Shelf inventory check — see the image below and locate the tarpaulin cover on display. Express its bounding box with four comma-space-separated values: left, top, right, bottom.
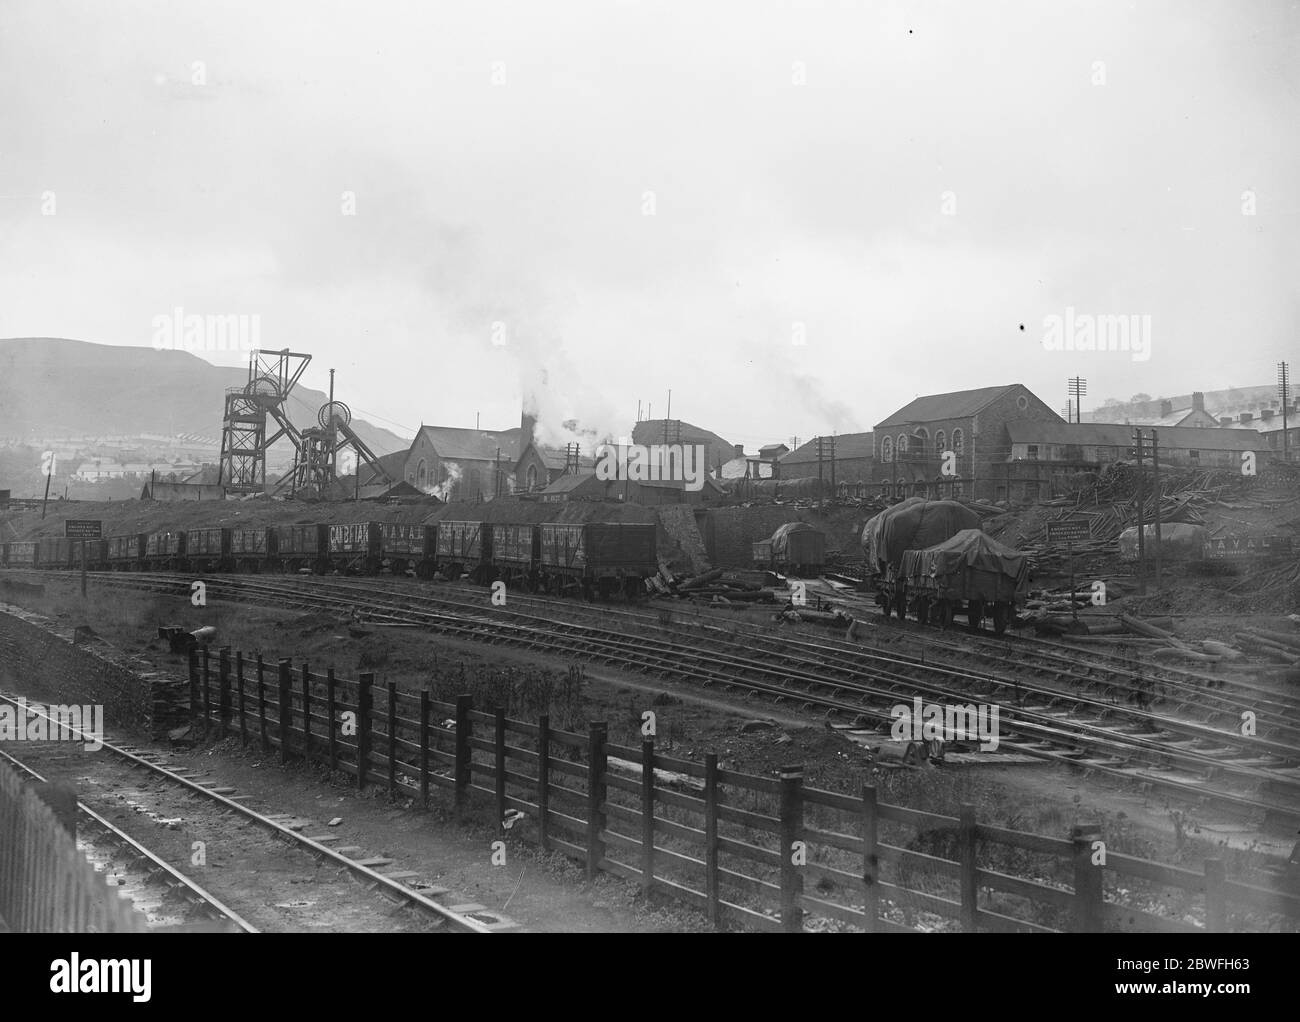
901, 529, 1030, 587
861, 498, 981, 573
1117, 523, 1206, 562
770, 522, 824, 562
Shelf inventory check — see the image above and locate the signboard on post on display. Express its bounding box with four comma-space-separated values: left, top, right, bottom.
1045, 519, 1091, 544
65, 519, 103, 540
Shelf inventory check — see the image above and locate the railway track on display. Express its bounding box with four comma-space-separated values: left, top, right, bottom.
0, 690, 503, 933
25, 569, 1300, 830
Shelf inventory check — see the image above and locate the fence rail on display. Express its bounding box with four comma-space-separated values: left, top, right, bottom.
0, 760, 148, 932
190, 645, 1300, 933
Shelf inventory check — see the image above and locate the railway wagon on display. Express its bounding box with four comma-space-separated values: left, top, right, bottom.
144, 530, 186, 570
862, 498, 981, 620
764, 522, 825, 576
899, 529, 1029, 636
230, 527, 271, 571
271, 524, 329, 573
537, 522, 656, 598
434, 520, 492, 582
489, 523, 539, 587
105, 534, 145, 570
36, 538, 75, 570
327, 522, 381, 574
2, 542, 37, 568
186, 528, 231, 572
376, 522, 432, 577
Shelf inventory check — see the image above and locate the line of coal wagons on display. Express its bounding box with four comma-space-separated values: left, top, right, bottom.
1, 520, 658, 598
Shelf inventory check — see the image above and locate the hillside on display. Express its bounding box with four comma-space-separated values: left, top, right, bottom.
1087, 384, 1278, 423
0, 338, 408, 455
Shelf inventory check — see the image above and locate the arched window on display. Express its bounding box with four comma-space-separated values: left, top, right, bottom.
526, 464, 538, 490
896, 478, 906, 497
896, 434, 908, 455
417, 459, 427, 488
881, 436, 894, 462
935, 430, 946, 455
951, 429, 964, 455
913, 427, 929, 448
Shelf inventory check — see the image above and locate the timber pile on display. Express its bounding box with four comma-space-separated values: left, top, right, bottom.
1040, 611, 1300, 679
649, 563, 781, 604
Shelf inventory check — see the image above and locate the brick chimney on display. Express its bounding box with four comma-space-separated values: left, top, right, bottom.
1261, 408, 1274, 421
1239, 412, 1253, 424
1191, 391, 1205, 412
1219, 416, 1232, 426
734, 443, 744, 458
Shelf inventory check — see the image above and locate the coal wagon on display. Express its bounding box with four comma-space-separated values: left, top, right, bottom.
2, 542, 38, 568
488, 523, 539, 587
143, 530, 186, 570
899, 529, 1029, 635
105, 534, 145, 570
271, 524, 329, 574
186, 527, 231, 572
537, 522, 656, 598
435, 520, 492, 582
230, 527, 271, 571
375, 522, 433, 577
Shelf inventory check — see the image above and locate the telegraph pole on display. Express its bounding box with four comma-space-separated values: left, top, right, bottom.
1280, 362, 1291, 463
1068, 378, 1087, 423
1149, 430, 1162, 588
1132, 429, 1146, 595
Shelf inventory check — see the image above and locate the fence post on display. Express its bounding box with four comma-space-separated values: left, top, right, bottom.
201, 647, 211, 739
778, 764, 804, 933
301, 663, 312, 763
277, 659, 292, 764
959, 803, 978, 931
641, 736, 655, 895
494, 707, 507, 831
257, 654, 268, 752
454, 694, 473, 814
537, 714, 551, 850
419, 690, 431, 808
1204, 859, 1226, 932
704, 753, 720, 928
217, 647, 231, 738
861, 784, 879, 933
357, 673, 374, 790
236, 651, 247, 747
326, 668, 338, 771
187, 647, 198, 718
1071, 823, 1104, 933
586, 721, 608, 880
387, 682, 398, 798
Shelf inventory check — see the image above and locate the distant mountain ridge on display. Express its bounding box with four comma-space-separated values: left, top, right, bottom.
0, 337, 409, 455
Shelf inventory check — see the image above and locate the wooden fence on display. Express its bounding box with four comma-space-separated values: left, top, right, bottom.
190, 646, 1300, 933
0, 759, 148, 932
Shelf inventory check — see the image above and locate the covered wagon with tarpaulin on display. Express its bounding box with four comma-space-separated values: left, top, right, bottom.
753, 522, 826, 576
861, 498, 981, 620
899, 529, 1030, 635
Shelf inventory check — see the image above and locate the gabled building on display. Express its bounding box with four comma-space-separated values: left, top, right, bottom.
1002, 421, 1267, 503
513, 439, 596, 493
779, 433, 874, 484
872, 384, 1062, 501
402, 414, 526, 502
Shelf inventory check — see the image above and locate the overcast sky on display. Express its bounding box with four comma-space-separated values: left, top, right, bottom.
2, 0, 1297, 449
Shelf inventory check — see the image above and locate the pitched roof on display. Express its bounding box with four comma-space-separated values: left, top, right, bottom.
533, 445, 596, 471
540, 471, 602, 494
359, 450, 409, 485
416, 425, 522, 462
781, 432, 874, 464
875, 385, 1020, 429
1006, 421, 1261, 450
